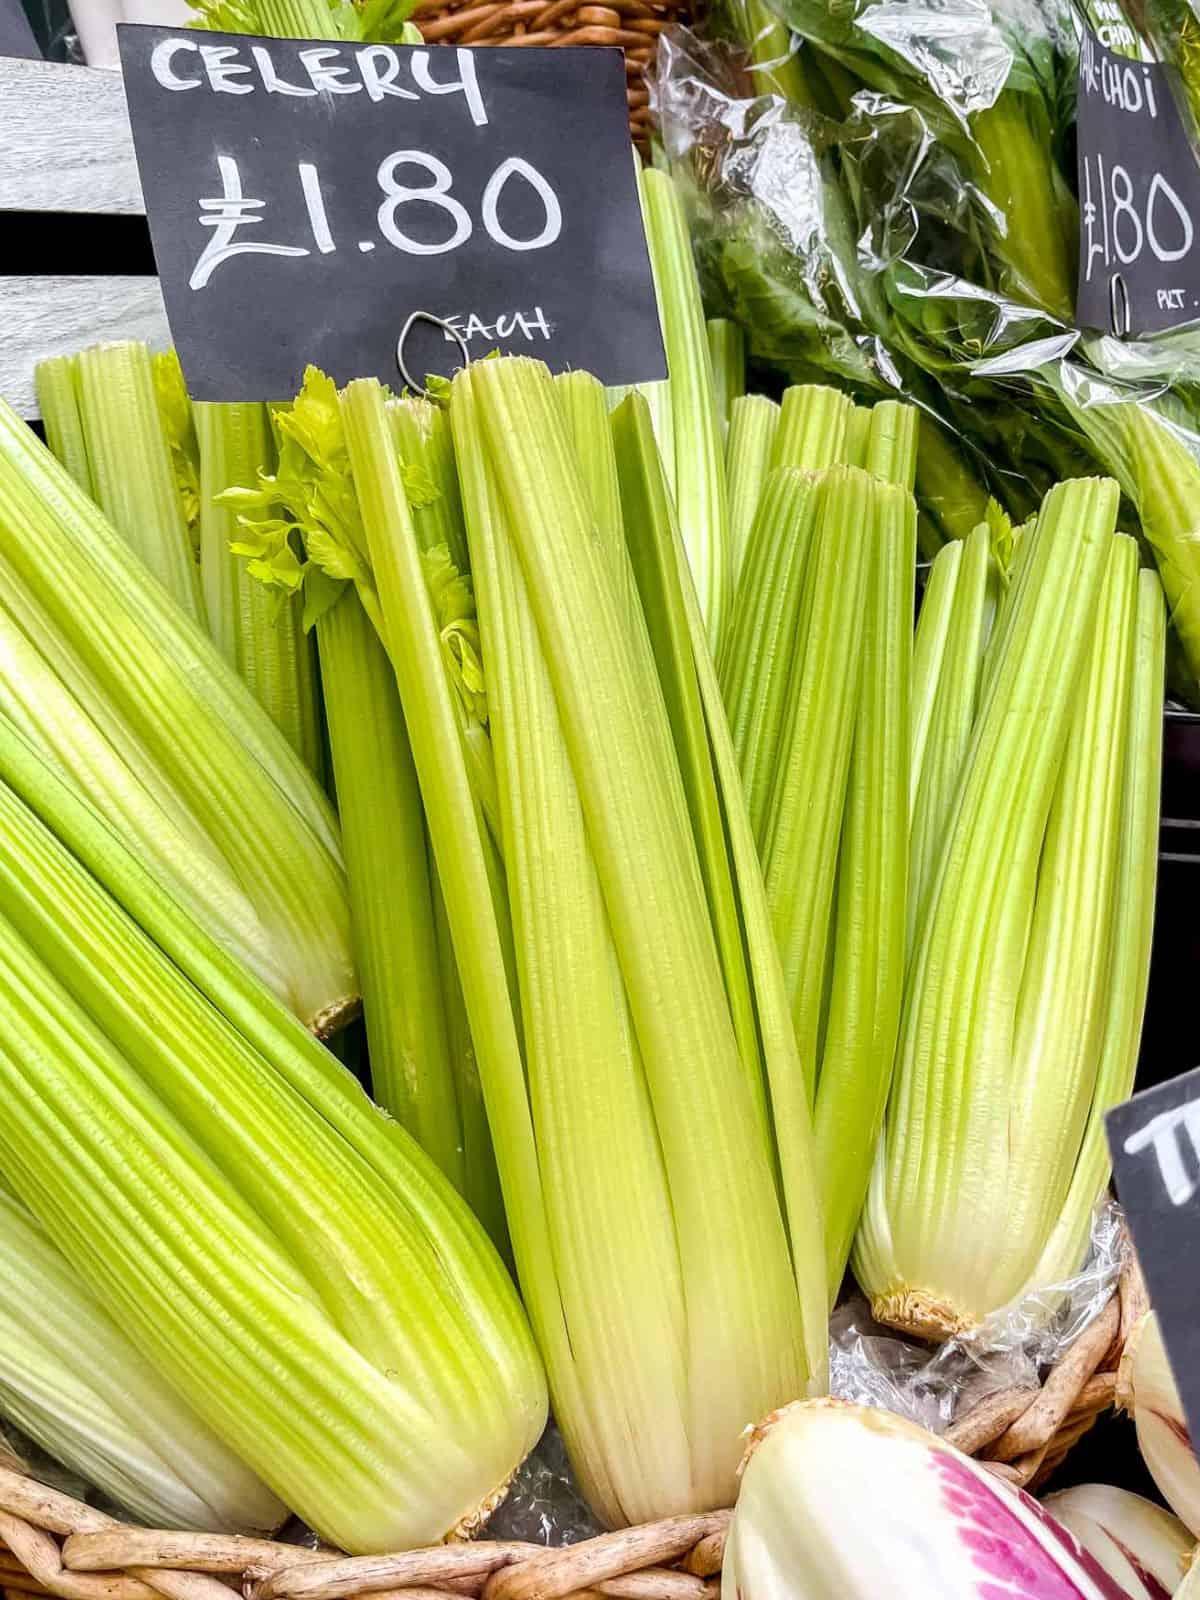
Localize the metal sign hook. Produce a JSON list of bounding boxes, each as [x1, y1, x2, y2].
[[395, 310, 471, 397]]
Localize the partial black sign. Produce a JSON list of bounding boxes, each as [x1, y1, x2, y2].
[[117, 26, 666, 400], [1077, 28, 1200, 336], [1107, 1065, 1200, 1447], [0, 0, 39, 59]]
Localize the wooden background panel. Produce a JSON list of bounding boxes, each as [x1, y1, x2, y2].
[[0, 276, 169, 416], [0, 58, 142, 214]]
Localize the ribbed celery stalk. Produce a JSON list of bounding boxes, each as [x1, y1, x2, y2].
[[195, 402, 321, 772], [639, 168, 731, 650], [34, 357, 93, 496], [844, 405, 872, 469], [771, 384, 853, 471], [910, 540, 962, 797], [389, 397, 469, 572], [908, 523, 991, 947], [863, 400, 919, 488], [60, 343, 205, 624], [0, 1189, 285, 1533], [0, 401, 353, 1032], [720, 469, 819, 842], [317, 588, 463, 1187], [706, 319, 745, 435], [611, 394, 826, 1383], [0, 726, 545, 1552], [856, 479, 1122, 1336], [1023, 568, 1164, 1292], [725, 395, 780, 591], [813, 475, 913, 1291], [761, 467, 874, 1092]]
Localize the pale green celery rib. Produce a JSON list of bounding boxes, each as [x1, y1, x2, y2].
[[431, 872, 508, 1257], [0, 1189, 284, 1533], [338, 376, 568, 1505], [69, 343, 206, 624], [909, 540, 962, 809], [855, 478, 1118, 1334], [907, 523, 991, 950], [34, 357, 93, 496], [639, 169, 731, 651], [863, 401, 919, 490], [612, 392, 828, 1379], [389, 399, 469, 570], [463, 378, 693, 1528], [719, 470, 819, 846], [464, 357, 807, 1518], [814, 482, 914, 1294], [1022, 568, 1165, 1291], [0, 724, 545, 1552], [706, 319, 745, 436], [0, 401, 354, 1031], [725, 395, 780, 593], [844, 406, 872, 469], [195, 402, 322, 773], [318, 587, 464, 1189], [0, 602, 290, 1005], [1003, 536, 1139, 1261], [611, 395, 763, 1125], [762, 467, 874, 1098], [771, 385, 853, 472]]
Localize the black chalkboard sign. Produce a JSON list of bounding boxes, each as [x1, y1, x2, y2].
[[1076, 28, 1200, 336], [1107, 1064, 1200, 1447], [0, 0, 38, 59], [117, 25, 667, 400]]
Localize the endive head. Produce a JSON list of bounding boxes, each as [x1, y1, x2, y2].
[[1119, 1312, 1200, 1538], [725, 1400, 1135, 1599], [1042, 1484, 1193, 1598]]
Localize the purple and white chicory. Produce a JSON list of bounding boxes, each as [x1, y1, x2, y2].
[[724, 1400, 1142, 1599], [1043, 1484, 1193, 1598]]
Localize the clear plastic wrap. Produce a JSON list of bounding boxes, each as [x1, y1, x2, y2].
[[651, 9, 1200, 697], [830, 1202, 1126, 1433]]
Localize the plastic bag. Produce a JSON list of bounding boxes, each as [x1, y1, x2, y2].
[[650, 8, 1200, 699], [831, 1202, 1126, 1434]]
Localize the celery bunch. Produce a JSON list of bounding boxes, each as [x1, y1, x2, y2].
[[0, 715, 545, 1550], [0, 401, 353, 1032], [226, 356, 827, 1529], [857, 480, 1164, 1333]]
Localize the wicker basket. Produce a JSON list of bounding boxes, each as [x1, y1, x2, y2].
[[407, 0, 691, 148], [0, 1254, 1143, 1600]]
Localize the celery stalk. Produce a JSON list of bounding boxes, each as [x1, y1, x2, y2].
[[707, 318, 746, 435], [614, 396, 828, 1379], [68, 343, 206, 624], [0, 401, 353, 1033], [761, 467, 873, 1093], [611, 394, 762, 1101], [856, 479, 1119, 1336], [0, 1189, 285, 1533], [863, 401, 919, 489], [195, 401, 322, 772], [725, 394, 780, 590], [910, 539, 962, 805], [908, 523, 991, 947], [844, 405, 873, 469], [389, 397, 469, 572], [772, 385, 853, 471], [639, 169, 731, 650], [34, 357, 93, 497], [1024, 568, 1164, 1289], [720, 469, 819, 843], [814, 478, 914, 1291], [318, 587, 464, 1188], [0, 744, 545, 1552]]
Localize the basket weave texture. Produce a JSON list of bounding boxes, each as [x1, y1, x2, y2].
[[0, 1256, 1142, 1600], [408, 0, 690, 145]]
